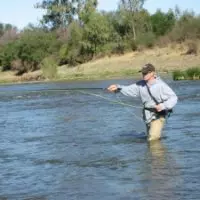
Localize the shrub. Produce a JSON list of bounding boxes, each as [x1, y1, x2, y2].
[[40, 56, 57, 79], [17, 30, 57, 71], [172, 70, 185, 80], [11, 59, 22, 71], [136, 32, 156, 48], [185, 67, 200, 79], [157, 35, 171, 47], [185, 40, 198, 55], [111, 43, 125, 55], [0, 42, 18, 71], [173, 67, 200, 80], [0, 27, 18, 45], [169, 12, 200, 42], [58, 22, 85, 66], [150, 9, 176, 36], [130, 39, 138, 51], [0, 29, 59, 74]]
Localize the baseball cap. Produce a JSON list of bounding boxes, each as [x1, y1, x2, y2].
[[139, 63, 155, 74]]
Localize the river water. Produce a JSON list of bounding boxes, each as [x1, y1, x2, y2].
[[0, 79, 200, 200]]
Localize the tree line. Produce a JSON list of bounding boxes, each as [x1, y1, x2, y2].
[[0, 0, 200, 78]]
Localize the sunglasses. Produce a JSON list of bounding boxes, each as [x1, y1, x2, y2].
[[142, 72, 149, 76], [142, 71, 153, 76]]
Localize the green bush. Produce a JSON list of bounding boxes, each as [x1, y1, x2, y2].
[[83, 12, 110, 55], [136, 32, 156, 48], [169, 12, 200, 42], [0, 41, 19, 71], [58, 21, 85, 66], [172, 70, 185, 80], [17, 30, 58, 71], [130, 40, 138, 51], [0, 29, 59, 73], [173, 67, 200, 80], [111, 43, 125, 55], [40, 57, 57, 79], [151, 9, 175, 36], [185, 67, 200, 79]]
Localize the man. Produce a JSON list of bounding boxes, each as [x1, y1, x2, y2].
[[107, 63, 178, 141]]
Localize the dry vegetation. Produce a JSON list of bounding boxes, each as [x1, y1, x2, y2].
[[0, 42, 200, 84], [57, 43, 200, 80]]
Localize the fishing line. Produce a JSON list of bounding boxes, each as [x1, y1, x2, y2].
[[77, 90, 143, 109], [78, 90, 143, 121], [115, 93, 143, 121], [0, 88, 104, 94], [0, 87, 143, 120]]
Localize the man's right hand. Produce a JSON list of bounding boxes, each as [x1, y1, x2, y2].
[[107, 84, 118, 92]]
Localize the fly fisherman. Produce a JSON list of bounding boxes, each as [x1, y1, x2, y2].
[[107, 63, 178, 141]]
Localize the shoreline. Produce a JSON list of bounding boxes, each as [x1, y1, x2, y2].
[[0, 71, 174, 86], [1, 46, 200, 85], [1, 68, 199, 86]]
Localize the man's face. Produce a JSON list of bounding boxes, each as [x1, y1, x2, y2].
[[142, 71, 155, 81]]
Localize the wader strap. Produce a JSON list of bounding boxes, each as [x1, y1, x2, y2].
[[145, 82, 159, 105], [144, 82, 172, 118]]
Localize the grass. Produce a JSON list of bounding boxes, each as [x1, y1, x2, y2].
[[41, 57, 57, 79], [1, 43, 200, 84], [186, 67, 200, 79], [56, 67, 139, 81], [173, 67, 200, 80], [172, 70, 185, 80], [56, 44, 200, 81]]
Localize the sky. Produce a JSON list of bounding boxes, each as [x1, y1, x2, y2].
[[0, 0, 199, 29]]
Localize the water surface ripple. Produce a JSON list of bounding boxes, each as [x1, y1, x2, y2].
[[0, 79, 200, 200]]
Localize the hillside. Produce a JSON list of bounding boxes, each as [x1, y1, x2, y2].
[[0, 44, 199, 83]]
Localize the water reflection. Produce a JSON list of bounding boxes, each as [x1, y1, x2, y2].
[[143, 141, 180, 200]]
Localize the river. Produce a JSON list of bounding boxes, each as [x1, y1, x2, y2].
[[0, 79, 200, 200]]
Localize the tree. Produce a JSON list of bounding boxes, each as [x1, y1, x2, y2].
[[83, 12, 110, 55], [170, 10, 200, 41], [35, 0, 82, 29], [103, 10, 130, 38], [59, 21, 84, 65], [0, 23, 16, 37], [119, 0, 146, 40], [0, 29, 59, 73], [0, 23, 4, 36], [150, 9, 175, 36], [78, 0, 98, 24]]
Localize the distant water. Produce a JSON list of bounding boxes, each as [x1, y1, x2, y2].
[[0, 79, 200, 200]]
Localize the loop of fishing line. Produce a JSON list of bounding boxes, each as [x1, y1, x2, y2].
[[78, 90, 143, 109], [115, 93, 143, 121], [78, 90, 143, 121]]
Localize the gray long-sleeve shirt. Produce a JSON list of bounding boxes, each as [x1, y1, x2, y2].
[[117, 77, 178, 124]]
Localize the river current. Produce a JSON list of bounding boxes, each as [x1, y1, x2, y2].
[[0, 79, 200, 200]]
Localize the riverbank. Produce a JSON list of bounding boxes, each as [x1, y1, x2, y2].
[[0, 44, 200, 84]]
